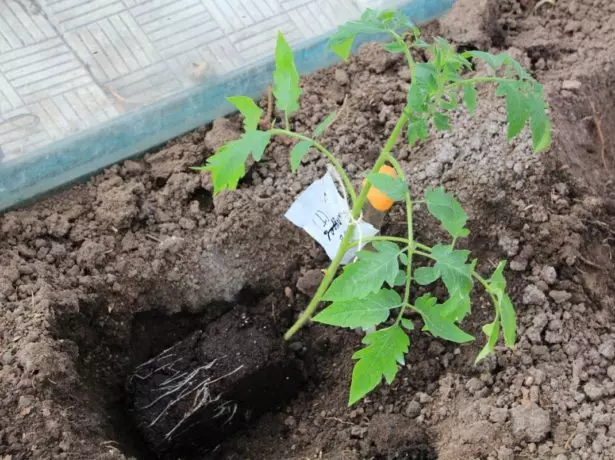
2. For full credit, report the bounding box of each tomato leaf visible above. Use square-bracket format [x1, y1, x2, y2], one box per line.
[324, 241, 401, 302]
[498, 81, 529, 140]
[290, 140, 312, 172]
[227, 96, 262, 132]
[313, 289, 402, 329]
[499, 293, 516, 347]
[414, 266, 440, 285]
[433, 112, 451, 131]
[349, 325, 409, 405]
[424, 187, 470, 238]
[392, 270, 406, 287]
[475, 318, 500, 363]
[367, 173, 407, 201]
[413, 294, 474, 343]
[463, 84, 477, 114]
[407, 118, 429, 146]
[273, 32, 301, 117]
[243, 130, 271, 161]
[528, 91, 552, 153]
[197, 132, 271, 194]
[465, 50, 505, 71]
[330, 37, 355, 61]
[314, 112, 337, 137]
[383, 41, 406, 53]
[194, 142, 249, 194]
[328, 9, 414, 61]
[413, 63, 438, 91]
[487, 261, 517, 347]
[439, 291, 472, 322]
[430, 244, 474, 298]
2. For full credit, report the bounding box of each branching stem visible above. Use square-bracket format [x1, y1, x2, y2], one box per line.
[347, 235, 492, 293]
[445, 76, 513, 91]
[269, 128, 357, 204]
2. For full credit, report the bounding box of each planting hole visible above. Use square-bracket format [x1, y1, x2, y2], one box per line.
[51, 285, 307, 459]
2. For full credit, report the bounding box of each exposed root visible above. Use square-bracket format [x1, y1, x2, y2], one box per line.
[588, 99, 609, 170]
[577, 254, 606, 270]
[133, 341, 244, 442]
[329, 95, 349, 130]
[145, 233, 162, 243]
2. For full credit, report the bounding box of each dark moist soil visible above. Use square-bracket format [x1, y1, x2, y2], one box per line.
[3, 1, 615, 459]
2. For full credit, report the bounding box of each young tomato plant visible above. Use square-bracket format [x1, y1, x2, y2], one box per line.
[193, 9, 552, 406]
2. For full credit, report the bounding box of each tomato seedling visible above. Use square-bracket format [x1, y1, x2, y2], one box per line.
[194, 9, 552, 405]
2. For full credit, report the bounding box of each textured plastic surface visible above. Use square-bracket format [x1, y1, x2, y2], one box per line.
[0, 0, 455, 211]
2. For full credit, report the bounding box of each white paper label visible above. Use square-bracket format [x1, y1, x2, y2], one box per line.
[284, 172, 378, 264]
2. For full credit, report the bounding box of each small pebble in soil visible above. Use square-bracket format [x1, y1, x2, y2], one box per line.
[571, 433, 587, 449]
[334, 69, 350, 86]
[397, 67, 411, 82]
[523, 285, 547, 305]
[561, 80, 582, 91]
[540, 265, 557, 285]
[497, 446, 514, 460]
[498, 235, 520, 257]
[284, 416, 297, 428]
[350, 425, 366, 439]
[465, 378, 485, 395]
[583, 381, 604, 401]
[1, 351, 14, 365]
[296, 269, 324, 297]
[489, 408, 509, 424]
[599, 340, 615, 359]
[405, 401, 421, 418]
[549, 290, 572, 304]
[510, 258, 527, 271]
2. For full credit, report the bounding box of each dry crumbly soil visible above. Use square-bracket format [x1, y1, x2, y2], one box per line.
[3, 0, 615, 459]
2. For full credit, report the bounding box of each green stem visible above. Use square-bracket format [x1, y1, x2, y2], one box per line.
[269, 128, 357, 204]
[386, 156, 414, 324]
[283, 223, 356, 340]
[390, 31, 415, 77]
[471, 271, 491, 292]
[353, 112, 409, 219]
[445, 76, 511, 91]
[284, 112, 290, 131]
[348, 237, 431, 252]
[347, 235, 409, 249]
[398, 193, 413, 325]
[283, 112, 409, 340]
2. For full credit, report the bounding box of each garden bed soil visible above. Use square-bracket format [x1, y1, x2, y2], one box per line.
[3, 0, 615, 459]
